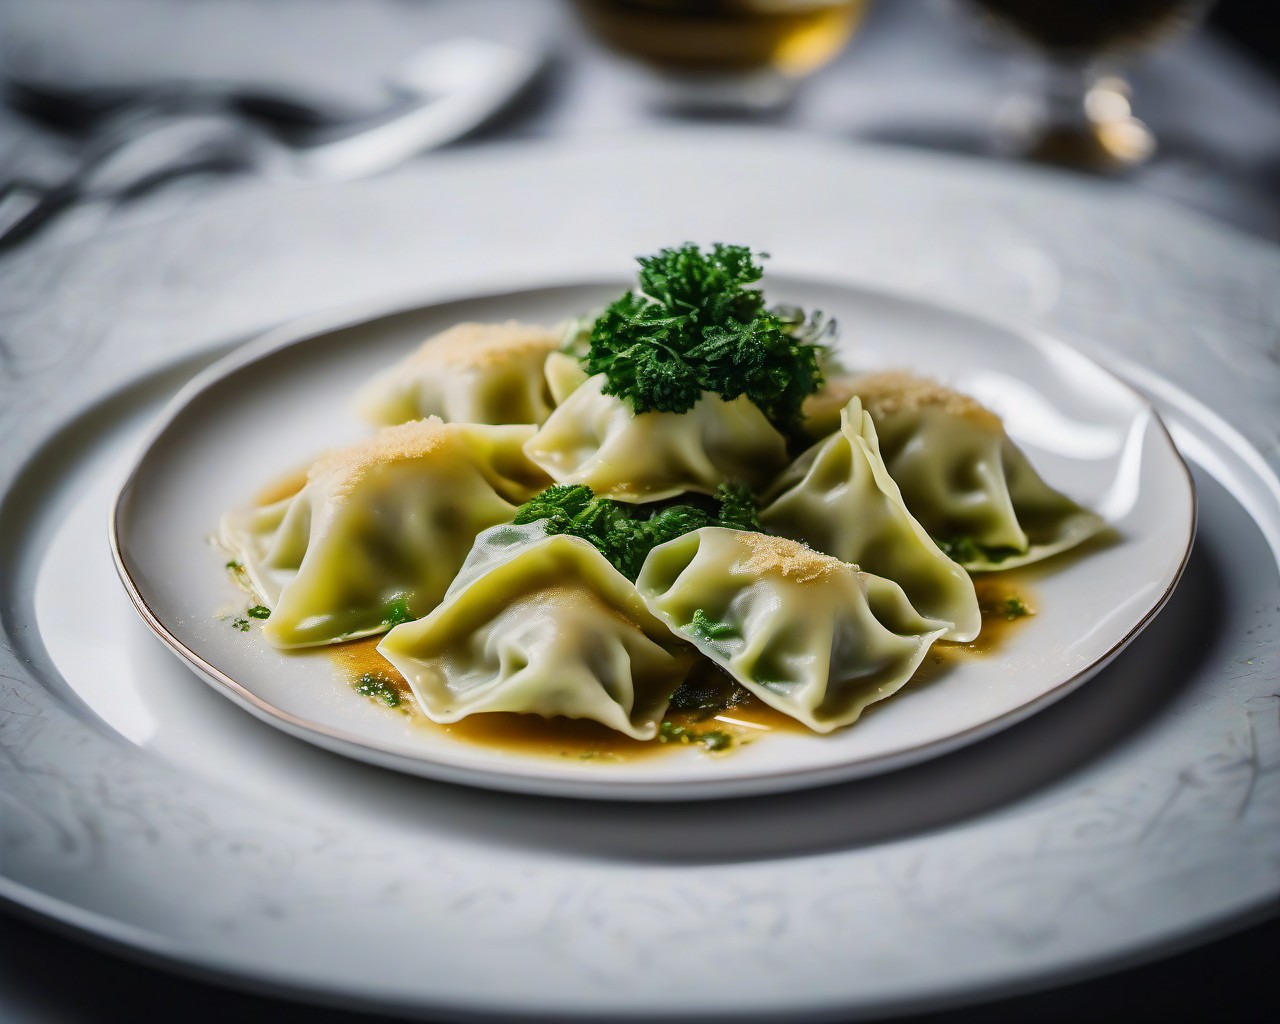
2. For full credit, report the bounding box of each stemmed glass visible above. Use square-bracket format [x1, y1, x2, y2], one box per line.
[966, 0, 1211, 170]
[570, 0, 868, 114]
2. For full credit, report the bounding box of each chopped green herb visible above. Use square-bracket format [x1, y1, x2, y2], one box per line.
[230, 617, 251, 632]
[355, 673, 402, 708]
[658, 720, 733, 752]
[1002, 595, 1032, 620]
[225, 560, 244, 571]
[771, 303, 839, 350]
[246, 605, 271, 619]
[701, 730, 733, 752]
[513, 483, 764, 580]
[513, 483, 597, 532]
[713, 482, 763, 532]
[584, 243, 828, 432]
[382, 596, 412, 627]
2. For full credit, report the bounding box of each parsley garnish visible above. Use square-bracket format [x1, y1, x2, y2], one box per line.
[1002, 595, 1032, 620]
[246, 605, 271, 619]
[513, 482, 761, 580]
[658, 720, 733, 752]
[355, 673, 403, 708]
[712, 482, 762, 532]
[584, 243, 828, 432]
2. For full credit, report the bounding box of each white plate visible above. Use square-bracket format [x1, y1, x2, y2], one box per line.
[110, 278, 1194, 800]
[3, 131, 1278, 1020]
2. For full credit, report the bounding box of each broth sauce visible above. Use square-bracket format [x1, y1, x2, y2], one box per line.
[324, 574, 1037, 761]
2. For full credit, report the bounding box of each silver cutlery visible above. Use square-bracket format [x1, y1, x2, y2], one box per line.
[0, 37, 541, 248]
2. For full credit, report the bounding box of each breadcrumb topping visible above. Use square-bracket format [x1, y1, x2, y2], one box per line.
[407, 321, 560, 370]
[308, 418, 454, 497]
[850, 371, 1001, 429]
[734, 531, 846, 583]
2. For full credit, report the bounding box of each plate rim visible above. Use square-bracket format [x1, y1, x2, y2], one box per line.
[107, 276, 1198, 800]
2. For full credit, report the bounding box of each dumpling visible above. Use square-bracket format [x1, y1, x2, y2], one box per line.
[799, 373, 861, 441]
[760, 397, 981, 641]
[378, 523, 695, 739]
[523, 372, 789, 502]
[840, 372, 1105, 570]
[354, 321, 562, 426]
[635, 528, 948, 733]
[219, 418, 548, 648]
[543, 350, 590, 406]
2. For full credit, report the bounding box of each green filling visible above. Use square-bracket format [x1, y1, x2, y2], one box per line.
[685, 608, 737, 644]
[382, 596, 413, 627]
[937, 535, 1023, 565]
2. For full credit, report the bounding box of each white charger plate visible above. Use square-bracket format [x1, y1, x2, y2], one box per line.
[110, 279, 1194, 800]
[2, 131, 1278, 1020]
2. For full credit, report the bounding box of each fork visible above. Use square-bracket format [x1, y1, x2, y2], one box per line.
[0, 37, 540, 249]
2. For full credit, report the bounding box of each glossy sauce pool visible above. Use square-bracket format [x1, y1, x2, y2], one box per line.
[319, 575, 1037, 761]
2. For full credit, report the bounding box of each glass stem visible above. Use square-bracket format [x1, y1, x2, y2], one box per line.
[1043, 57, 1094, 132]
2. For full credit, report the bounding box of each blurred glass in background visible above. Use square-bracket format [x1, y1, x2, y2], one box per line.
[570, 0, 867, 112]
[0, 0, 1276, 247]
[966, 0, 1210, 169]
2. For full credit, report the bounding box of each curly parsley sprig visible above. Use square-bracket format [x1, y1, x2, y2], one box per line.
[584, 243, 829, 432]
[513, 482, 762, 580]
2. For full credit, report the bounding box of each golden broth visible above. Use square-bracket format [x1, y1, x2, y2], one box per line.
[324, 573, 1037, 760]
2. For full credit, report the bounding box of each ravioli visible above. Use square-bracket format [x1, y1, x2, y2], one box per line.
[812, 373, 1106, 570]
[761, 397, 981, 641]
[355, 321, 563, 427]
[378, 523, 694, 739]
[213, 241, 1110, 745]
[219, 418, 547, 648]
[635, 528, 948, 733]
[523, 372, 789, 502]
[543, 350, 590, 406]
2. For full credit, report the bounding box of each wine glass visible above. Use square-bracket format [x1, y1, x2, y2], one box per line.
[966, 0, 1211, 170]
[569, 0, 868, 114]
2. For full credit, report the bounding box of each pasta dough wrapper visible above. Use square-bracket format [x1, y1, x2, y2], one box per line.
[523, 372, 789, 502]
[378, 524, 695, 739]
[805, 373, 1106, 570]
[219, 418, 547, 648]
[635, 528, 948, 733]
[543, 350, 590, 406]
[355, 321, 562, 427]
[762, 397, 981, 641]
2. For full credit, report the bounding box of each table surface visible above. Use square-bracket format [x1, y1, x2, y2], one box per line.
[0, 2, 1277, 1021]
